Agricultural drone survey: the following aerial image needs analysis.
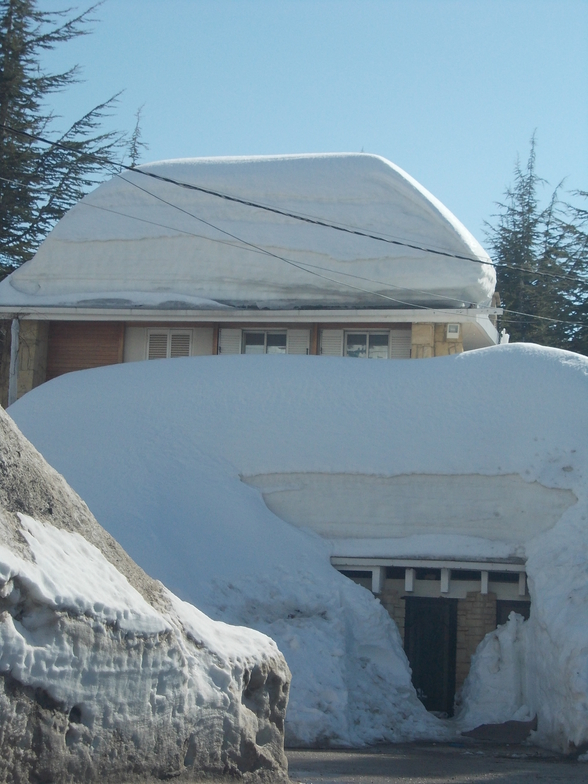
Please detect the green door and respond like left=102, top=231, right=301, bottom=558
left=404, top=597, right=458, bottom=716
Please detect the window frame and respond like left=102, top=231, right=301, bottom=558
left=344, top=330, right=391, bottom=359
left=242, top=330, right=288, bottom=355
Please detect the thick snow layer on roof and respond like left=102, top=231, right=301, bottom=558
left=9, top=345, right=588, bottom=751
left=0, top=153, right=495, bottom=309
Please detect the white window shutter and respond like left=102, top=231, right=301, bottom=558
left=218, top=328, right=242, bottom=354
left=147, top=333, right=168, bottom=360
left=390, top=329, right=412, bottom=359
left=287, top=329, right=310, bottom=355
left=170, top=332, right=191, bottom=358
left=320, top=329, right=343, bottom=356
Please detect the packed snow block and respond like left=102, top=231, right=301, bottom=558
left=0, top=406, right=290, bottom=784
left=9, top=345, right=588, bottom=752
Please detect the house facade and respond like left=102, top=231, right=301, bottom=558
left=0, top=153, right=516, bottom=714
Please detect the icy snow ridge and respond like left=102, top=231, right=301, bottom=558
left=0, top=407, right=289, bottom=783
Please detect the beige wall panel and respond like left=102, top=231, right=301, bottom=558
left=192, top=327, right=214, bottom=356
left=123, top=326, right=146, bottom=362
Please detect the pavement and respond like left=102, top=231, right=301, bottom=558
left=287, top=741, right=588, bottom=784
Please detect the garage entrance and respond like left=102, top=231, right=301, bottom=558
left=333, top=558, right=531, bottom=717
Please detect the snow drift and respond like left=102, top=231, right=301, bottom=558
left=9, top=344, right=588, bottom=752
left=0, top=406, right=290, bottom=783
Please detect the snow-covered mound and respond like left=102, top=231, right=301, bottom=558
left=0, top=153, right=495, bottom=309
left=9, top=344, right=588, bottom=752
left=0, top=407, right=290, bottom=783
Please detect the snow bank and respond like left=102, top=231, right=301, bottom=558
left=0, top=406, right=290, bottom=783
left=9, top=344, right=588, bottom=752
left=455, top=613, right=530, bottom=730
left=0, top=153, right=495, bottom=309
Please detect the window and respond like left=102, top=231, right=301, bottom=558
left=242, top=331, right=287, bottom=354
left=345, top=332, right=389, bottom=359
left=147, top=330, right=192, bottom=360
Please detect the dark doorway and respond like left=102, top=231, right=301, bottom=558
left=404, top=597, right=458, bottom=716
left=496, top=600, right=530, bottom=626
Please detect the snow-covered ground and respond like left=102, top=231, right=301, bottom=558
left=9, top=344, right=588, bottom=751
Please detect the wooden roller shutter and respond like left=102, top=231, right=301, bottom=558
left=46, top=322, right=124, bottom=380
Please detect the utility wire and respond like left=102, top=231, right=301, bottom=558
left=2, top=123, right=587, bottom=286
left=115, top=174, right=588, bottom=329
left=116, top=174, right=432, bottom=311
left=2, top=125, right=587, bottom=327
left=81, top=198, right=485, bottom=310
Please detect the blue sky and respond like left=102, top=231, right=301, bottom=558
left=41, top=0, right=587, bottom=245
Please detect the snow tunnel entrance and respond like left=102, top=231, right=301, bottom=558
left=404, top=597, right=458, bottom=716
left=335, top=560, right=530, bottom=717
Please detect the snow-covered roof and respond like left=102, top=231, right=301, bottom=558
left=0, top=153, right=495, bottom=310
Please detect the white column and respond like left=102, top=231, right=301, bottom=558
left=481, top=571, right=489, bottom=595
left=404, top=568, right=415, bottom=593
left=518, top=572, right=527, bottom=596
left=371, top=567, right=385, bottom=595
left=440, top=567, right=450, bottom=594
left=8, top=318, right=20, bottom=406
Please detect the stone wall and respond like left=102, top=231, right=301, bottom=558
left=17, top=320, right=49, bottom=400
left=455, top=592, right=497, bottom=692
left=379, top=584, right=406, bottom=643
left=411, top=323, right=463, bottom=359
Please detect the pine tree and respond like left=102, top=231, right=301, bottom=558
left=0, top=0, right=129, bottom=275
left=128, top=104, right=148, bottom=169
left=560, top=191, right=588, bottom=354
left=486, top=139, right=588, bottom=353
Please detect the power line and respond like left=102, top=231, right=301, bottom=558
left=116, top=174, right=433, bottom=311
left=82, top=194, right=484, bottom=310
left=2, top=124, right=587, bottom=328
left=115, top=174, right=588, bottom=330
left=2, top=123, right=587, bottom=287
